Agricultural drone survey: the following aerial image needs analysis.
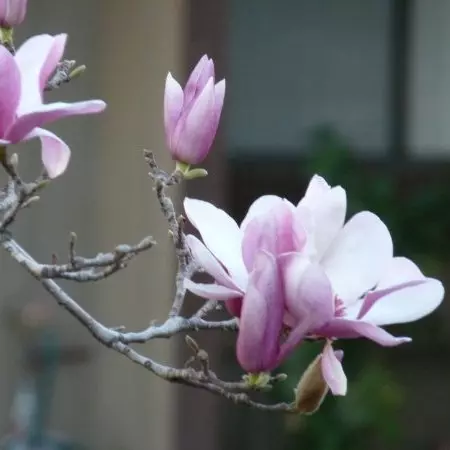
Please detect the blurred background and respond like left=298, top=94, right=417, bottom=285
left=0, top=0, right=449, bottom=449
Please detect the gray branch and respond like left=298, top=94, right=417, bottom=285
left=0, top=235, right=293, bottom=413
left=0, top=148, right=295, bottom=413
left=144, top=150, right=191, bottom=317
left=39, top=235, right=156, bottom=282
left=45, top=60, right=86, bottom=91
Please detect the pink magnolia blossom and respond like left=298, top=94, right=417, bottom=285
left=183, top=195, right=303, bottom=314
left=164, top=55, right=225, bottom=165
left=0, top=34, right=106, bottom=177
left=184, top=195, right=333, bottom=372
left=236, top=251, right=284, bottom=372
left=184, top=175, right=444, bottom=387
left=0, top=0, right=27, bottom=27
left=281, top=176, right=444, bottom=394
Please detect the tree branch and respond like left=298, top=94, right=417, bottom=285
left=0, top=145, right=295, bottom=413
left=0, top=234, right=293, bottom=412
left=144, top=150, right=192, bottom=317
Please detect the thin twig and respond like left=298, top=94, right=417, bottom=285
left=0, top=235, right=292, bottom=412
left=0, top=180, right=16, bottom=213
left=45, top=60, right=85, bottom=91
left=121, top=316, right=238, bottom=343
left=38, top=236, right=155, bottom=279
left=194, top=300, right=220, bottom=318
left=144, top=150, right=192, bottom=317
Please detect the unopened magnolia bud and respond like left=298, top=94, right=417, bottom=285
left=293, top=354, right=328, bottom=415
left=164, top=56, right=225, bottom=166
left=0, top=0, right=27, bottom=27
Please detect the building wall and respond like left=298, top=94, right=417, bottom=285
left=408, top=0, right=450, bottom=157
left=227, top=0, right=391, bottom=155
left=0, top=1, right=185, bottom=449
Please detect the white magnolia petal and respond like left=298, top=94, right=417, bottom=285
left=184, top=279, right=243, bottom=301
left=377, top=257, right=424, bottom=289
left=186, top=235, right=242, bottom=291
left=360, top=278, right=445, bottom=326
left=321, top=211, right=393, bottom=302
left=184, top=198, right=247, bottom=288
left=299, top=175, right=347, bottom=259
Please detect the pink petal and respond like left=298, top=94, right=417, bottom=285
left=241, top=201, right=294, bottom=271
left=14, top=34, right=67, bottom=113
left=237, top=252, right=283, bottom=372
left=298, top=175, right=347, bottom=259
left=164, top=72, right=184, bottom=142
left=184, top=55, right=213, bottom=105
left=184, top=279, right=243, bottom=301
left=184, top=198, right=247, bottom=288
left=40, top=34, right=67, bottom=90
left=22, top=127, right=70, bottom=178
left=319, top=318, right=411, bottom=346
left=7, top=100, right=106, bottom=143
left=0, top=46, right=21, bottom=136
left=0, top=0, right=28, bottom=27
left=321, top=343, right=347, bottom=395
left=359, top=278, right=444, bottom=326
left=281, top=253, right=334, bottom=325
left=186, top=234, right=242, bottom=291
left=321, top=211, right=393, bottom=303
left=240, top=195, right=285, bottom=231
left=279, top=254, right=334, bottom=359
left=195, top=59, right=215, bottom=99
left=171, top=77, right=216, bottom=164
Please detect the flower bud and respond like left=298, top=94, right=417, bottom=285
left=293, top=354, right=328, bottom=415
left=164, top=55, right=225, bottom=165
left=0, top=0, right=27, bottom=27
left=294, top=347, right=345, bottom=414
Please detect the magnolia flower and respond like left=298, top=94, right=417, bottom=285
left=0, top=0, right=27, bottom=27
left=183, top=195, right=303, bottom=315
left=184, top=194, right=334, bottom=372
left=184, top=175, right=444, bottom=387
left=269, top=176, right=444, bottom=394
left=236, top=251, right=284, bottom=372
left=0, top=34, right=106, bottom=177
left=225, top=230, right=324, bottom=373
left=164, top=55, right=225, bottom=165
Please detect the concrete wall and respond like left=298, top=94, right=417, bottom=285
left=0, top=1, right=185, bottom=449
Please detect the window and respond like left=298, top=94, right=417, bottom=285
left=227, top=0, right=392, bottom=156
